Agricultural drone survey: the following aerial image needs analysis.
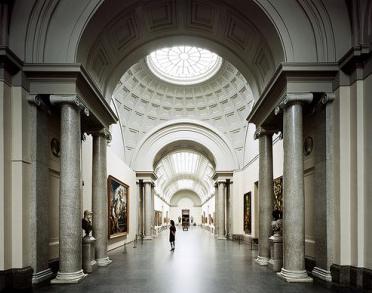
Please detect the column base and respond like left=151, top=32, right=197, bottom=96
left=143, top=235, right=153, bottom=240
left=277, top=268, right=313, bottom=283
left=255, top=256, right=270, bottom=266
left=32, top=268, right=54, bottom=284
left=96, top=257, right=112, bottom=267
left=50, top=270, right=86, bottom=284
left=217, top=236, right=226, bottom=240
left=312, top=267, right=332, bottom=282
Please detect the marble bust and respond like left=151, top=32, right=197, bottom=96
left=271, top=209, right=283, bottom=237
left=82, top=210, right=93, bottom=237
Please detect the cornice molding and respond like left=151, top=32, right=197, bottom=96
left=247, top=62, right=338, bottom=128
left=23, top=63, right=118, bottom=130
left=136, top=171, right=157, bottom=182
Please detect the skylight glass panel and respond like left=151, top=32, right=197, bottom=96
left=146, top=46, right=222, bottom=85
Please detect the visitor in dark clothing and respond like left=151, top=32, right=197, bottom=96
left=169, top=220, right=176, bottom=251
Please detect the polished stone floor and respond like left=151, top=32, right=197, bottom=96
left=35, top=227, right=360, bottom=293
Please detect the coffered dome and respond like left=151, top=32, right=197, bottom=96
left=112, top=55, right=254, bottom=168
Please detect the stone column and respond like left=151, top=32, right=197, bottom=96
left=91, top=129, right=112, bottom=267
left=50, top=96, right=88, bottom=284
left=216, top=180, right=226, bottom=240
left=151, top=183, right=155, bottom=236
left=255, top=128, right=274, bottom=266
left=278, top=94, right=313, bottom=282
left=137, top=180, right=144, bottom=236
left=143, top=181, right=153, bottom=240
left=226, top=180, right=233, bottom=239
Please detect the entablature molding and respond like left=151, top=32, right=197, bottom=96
left=23, top=63, right=118, bottom=130
left=136, top=171, right=157, bottom=183
left=0, top=46, right=22, bottom=82
left=213, top=171, right=233, bottom=182
left=246, top=62, right=338, bottom=128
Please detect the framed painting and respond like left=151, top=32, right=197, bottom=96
left=244, top=192, right=251, bottom=234
left=108, top=175, right=129, bottom=239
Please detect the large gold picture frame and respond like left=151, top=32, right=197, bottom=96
left=108, top=175, right=129, bottom=239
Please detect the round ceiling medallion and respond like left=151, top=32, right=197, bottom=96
left=146, top=46, right=222, bottom=85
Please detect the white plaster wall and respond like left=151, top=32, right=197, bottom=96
left=106, top=147, right=137, bottom=251
left=202, top=196, right=215, bottom=229
left=170, top=198, right=202, bottom=226
left=154, top=195, right=170, bottom=226
left=82, top=135, right=93, bottom=214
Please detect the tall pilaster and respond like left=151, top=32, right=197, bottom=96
left=312, top=93, right=336, bottom=282
left=91, top=129, right=112, bottom=267
left=255, top=127, right=274, bottom=266
left=50, top=96, right=89, bottom=284
left=278, top=94, right=313, bottom=282
left=216, top=180, right=226, bottom=240
left=28, top=96, right=53, bottom=284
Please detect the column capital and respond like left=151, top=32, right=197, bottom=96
left=320, top=92, right=336, bottom=105
left=50, top=95, right=89, bottom=117
left=89, top=128, right=112, bottom=142
left=254, top=127, right=277, bottom=140
left=275, top=93, right=313, bottom=115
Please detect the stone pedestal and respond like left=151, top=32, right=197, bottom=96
left=269, top=234, right=283, bottom=272
left=82, top=236, right=97, bottom=273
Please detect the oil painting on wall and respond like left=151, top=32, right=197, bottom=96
left=108, top=175, right=129, bottom=238
left=244, top=192, right=251, bottom=234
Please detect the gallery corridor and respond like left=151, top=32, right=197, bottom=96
left=35, top=229, right=353, bottom=293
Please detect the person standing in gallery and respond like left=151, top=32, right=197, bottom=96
left=169, top=220, right=176, bottom=251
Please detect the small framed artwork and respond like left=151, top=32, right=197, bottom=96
left=108, top=175, right=129, bottom=239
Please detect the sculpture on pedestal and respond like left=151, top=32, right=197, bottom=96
left=81, top=210, right=96, bottom=273
left=82, top=210, right=93, bottom=236
left=271, top=209, right=283, bottom=237
left=269, top=209, right=283, bottom=272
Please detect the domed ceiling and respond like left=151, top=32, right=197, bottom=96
left=112, top=48, right=254, bottom=169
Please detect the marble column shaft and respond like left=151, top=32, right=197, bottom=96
left=92, top=132, right=111, bottom=266
left=256, top=132, right=274, bottom=265
left=280, top=101, right=311, bottom=282
left=226, top=181, right=233, bottom=238
left=55, top=103, right=85, bottom=281
left=217, top=181, right=226, bottom=239
left=137, top=181, right=144, bottom=235
left=144, top=181, right=153, bottom=239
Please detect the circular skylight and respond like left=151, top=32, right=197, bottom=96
left=146, top=46, right=222, bottom=85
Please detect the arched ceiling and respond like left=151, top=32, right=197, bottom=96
left=112, top=58, right=253, bottom=167
left=170, top=190, right=202, bottom=206
left=76, top=0, right=286, bottom=98
left=154, top=149, right=214, bottom=203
